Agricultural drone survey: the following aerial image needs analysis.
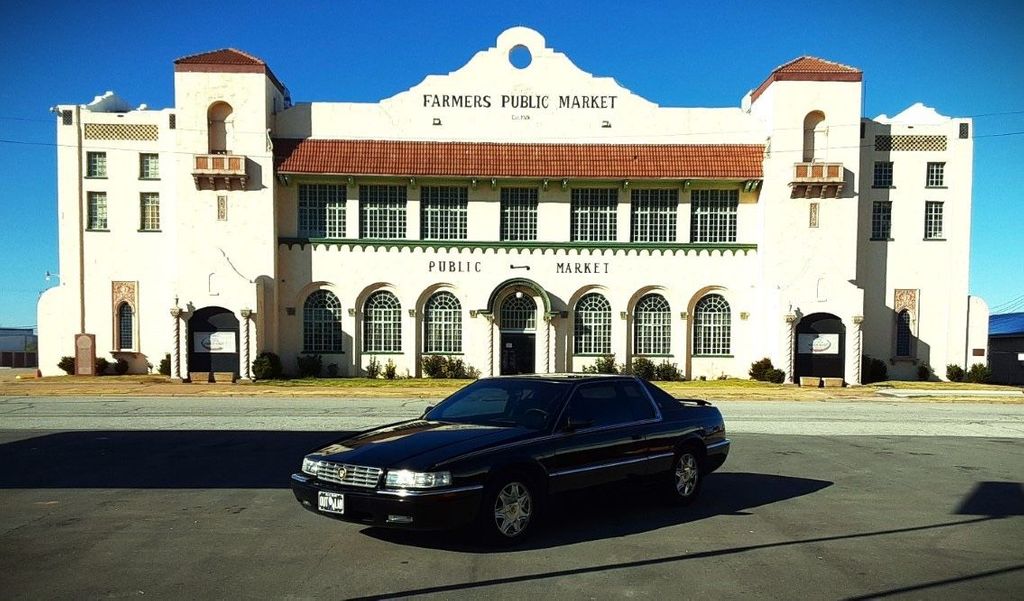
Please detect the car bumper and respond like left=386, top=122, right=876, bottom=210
left=290, top=473, right=484, bottom=531
left=705, top=438, right=730, bottom=473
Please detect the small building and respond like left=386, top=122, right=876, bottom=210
left=989, top=313, right=1024, bottom=385
left=0, top=327, right=38, bottom=368
left=38, top=27, right=988, bottom=383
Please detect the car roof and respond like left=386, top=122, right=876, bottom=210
left=481, top=373, right=635, bottom=383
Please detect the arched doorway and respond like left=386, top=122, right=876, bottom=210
left=188, top=306, right=239, bottom=381
left=795, top=313, right=845, bottom=380
left=207, top=102, right=232, bottom=154
left=500, top=293, right=537, bottom=374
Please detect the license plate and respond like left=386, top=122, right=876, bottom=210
left=317, top=491, right=345, bottom=514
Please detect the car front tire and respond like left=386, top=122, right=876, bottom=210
left=479, top=473, right=538, bottom=545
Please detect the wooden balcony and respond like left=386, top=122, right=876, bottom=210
left=192, top=153, right=248, bottom=190
left=790, top=161, right=844, bottom=198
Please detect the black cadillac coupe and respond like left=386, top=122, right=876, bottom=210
left=291, top=374, right=730, bottom=543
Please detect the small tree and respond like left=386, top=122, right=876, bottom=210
left=58, top=356, right=76, bottom=375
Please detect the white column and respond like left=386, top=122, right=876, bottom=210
left=852, top=315, right=863, bottom=385
left=240, top=308, right=253, bottom=381
left=785, top=313, right=797, bottom=383
left=170, top=304, right=182, bottom=382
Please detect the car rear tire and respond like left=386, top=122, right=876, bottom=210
left=666, top=447, right=703, bottom=506
left=479, top=472, right=538, bottom=545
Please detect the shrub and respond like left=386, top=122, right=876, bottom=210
left=767, top=368, right=786, bottom=384
left=916, top=363, right=932, bottom=382
left=384, top=359, right=398, bottom=380
left=965, top=363, right=992, bottom=384
left=631, top=357, right=656, bottom=380
left=365, top=356, right=382, bottom=379
left=945, top=364, right=965, bottom=382
left=58, top=356, right=76, bottom=375
left=654, top=360, right=683, bottom=381
left=593, top=355, right=619, bottom=374
left=114, top=358, right=129, bottom=375
left=326, top=363, right=339, bottom=378
left=749, top=358, right=776, bottom=382
left=252, top=352, right=282, bottom=380
left=422, top=355, right=475, bottom=378
left=296, top=354, right=322, bottom=378
left=95, top=357, right=110, bottom=375
left=158, top=353, right=171, bottom=376
left=422, top=355, right=446, bottom=378
left=862, top=355, right=888, bottom=384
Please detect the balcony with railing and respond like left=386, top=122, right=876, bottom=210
left=192, top=153, right=248, bottom=190
left=790, top=161, right=844, bottom=198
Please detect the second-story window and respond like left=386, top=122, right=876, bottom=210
left=140, top=193, right=160, bottom=231
left=926, top=162, right=945, bottom=187
left=359, top=185, right=407, bottom=239
left=871, top=201, right=892, bottom=239
left=571, top=188, right=617, bottom=241
left=500, top=187, right=538, bottom=241
left=690, top=189, right=738, bottom=243
left=139, top=153, right=160, bottom=179
left=631, top=189, right=678, bottom=242
left=873, top=161, right=894, bottom=187
left=87, top=152, right=107, bottom=178
left=298, top=184, right=346, bottom=238
left=421, top=186, right=468, bottom=240
left=87, top=192, right=108, bottom=230
left=924, top=201, right=944, bottom=240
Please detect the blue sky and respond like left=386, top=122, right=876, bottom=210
left=1, top=0, right=1022, bottom=329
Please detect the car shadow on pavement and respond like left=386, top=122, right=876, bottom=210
left=0, top=430, right=348, bottom=488
left=362, top=471, right=833, bottom=551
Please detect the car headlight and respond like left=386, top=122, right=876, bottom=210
left=385, top=470, right=451, bottom=489
left=301, top=456, right=322, bottom=476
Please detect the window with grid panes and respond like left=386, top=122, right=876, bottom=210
left=501, top=295, right=537, bottom=331
left=424, top=291, right=462, bottom=353
left=117, top=303, right=134, bottom=350
left=500, top=188, right=538, bottom=241
left=634, top=294, right=671, bottom=355
left=873, top=161, right=894, bottom=187
left=924, top=201, right=944, bottom=239
left=363, top=291, right=402, bottom=352
left=303, top=290, right=344, bottom=352
left=140, top=193, right=160, bottom=231
left=571, top=188, right=617, bottom=241
left=871, top=201, right=892, bottom=239
left=86, top=152, right=106, bottom=177
left=693, top=294, right=731, bottom=355
left=574, top=293, right=611, bottom=354
left=690, top=189, right=738, bottom=243
left=896, top=310, right=912, bottom=357
left=926, top=162, right=945, bottom=187
left=298, top=184, right=346, bottom=238
left=139, top=153, right=159, bottom=179
left=631, top=189, right=678, bottom=242
left=87, top=192, right=107, bottom=230
left=360, top=185, right=406, bottom=239
left=421, top=186, right=468, bottom=240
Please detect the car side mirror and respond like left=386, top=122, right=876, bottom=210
left=422, top=405, right=434, bottom=418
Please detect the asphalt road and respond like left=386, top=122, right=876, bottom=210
left=0, top=400, right=1022, bottom=599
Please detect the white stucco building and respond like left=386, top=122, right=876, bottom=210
left=38, top=27, right=989, bottom=382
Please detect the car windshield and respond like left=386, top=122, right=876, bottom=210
left=425, top=379, right=572, bottom=430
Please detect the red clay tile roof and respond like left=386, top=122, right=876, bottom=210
left=751, top=56, right=862, bottom=102
left=174, top=48, right=285, bottom=93
left=274, top=139, right=764, bottom=179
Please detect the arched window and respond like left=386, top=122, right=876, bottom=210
left=424, top=291, right=462, bottom=353
left=364, top=291, right=401, bottom=352
left=693, top=294, right=731, bottom=356
left=303, top=290, right=344, bottom=352
left=803, top=111, right=827, bottom=162
left=575, top=293, right=611, bottom=354
left=634, top=294, right=671, bottom=355
left=117, top=302, right=134, bottom=350
left=207, top=101, right=233, bottom=154
left=501, top=294, right=536, bottom=331
left=896, top=310, right=912, bottom=357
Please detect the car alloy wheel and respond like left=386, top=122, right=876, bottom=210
left=675, top=452, right=699, bottom=497
left=493, top=481, right=533, bottom=538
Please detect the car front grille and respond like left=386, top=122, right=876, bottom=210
left=316, top=461, right=382, bottom=488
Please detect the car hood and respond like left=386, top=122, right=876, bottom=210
left=314, top=420, right=534, bottom=469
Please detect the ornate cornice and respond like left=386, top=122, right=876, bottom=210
left=277, top=238, right=757, bottom=257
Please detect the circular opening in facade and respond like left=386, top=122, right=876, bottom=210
left=508, top=45, right=532, bottom=69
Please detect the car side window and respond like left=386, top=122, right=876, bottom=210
left=641, top=379, right=678, bottom=411
left=564, top=382, right=634, bottom=429
left=436, top=386, right=508, bottom=419
left=620, top=381, right=657, bottom=421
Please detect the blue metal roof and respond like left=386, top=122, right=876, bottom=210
left=990, top=313, right=1024, bottom=336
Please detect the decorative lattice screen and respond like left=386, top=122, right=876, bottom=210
left=874, top=135, right=947, bottom=152
left=84, top=123, right=159, bottom=141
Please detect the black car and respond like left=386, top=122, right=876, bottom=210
left=291, top=374, right=729, bottom=543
